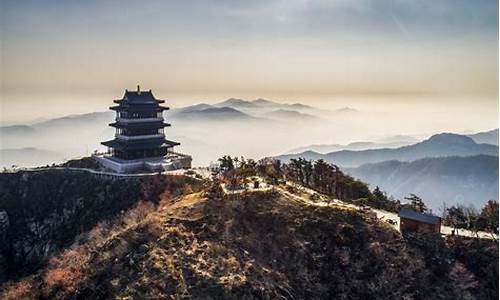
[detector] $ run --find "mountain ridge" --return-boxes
[277,133,499,168]
[467,128,498,145]
[347,154,499,210]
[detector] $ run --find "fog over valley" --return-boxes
[1,95,498,167]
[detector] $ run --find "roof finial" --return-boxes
[137,85,141,94]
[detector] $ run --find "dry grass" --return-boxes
[42,247,88,294]
[2,189,497,299]
[2,280,37,300]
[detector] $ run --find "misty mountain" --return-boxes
[287,137,419,154]
[2,97,496,170]
[168,99,323,122]
[171,103,214,114]
[34,111,114,129]
[214,98,259,109]
[170,106,263,122]
[0,147,65,168]
[0,98,327,167]
[213,98,322,115]
[377,135,419,144]
[0,126,39,151]
[0,125,37,136]
[263,109,318,121]
[335,107,359,113]
[277,133,499,168]
[347,155,499,210]
[252,98,279,106]
[467,128,498,145]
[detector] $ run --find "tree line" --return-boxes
[215,155,499,235]
[442,200,498,235]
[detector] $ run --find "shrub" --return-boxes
[3,279,37,300]
[43,247,88,294]
[123,200,155,227]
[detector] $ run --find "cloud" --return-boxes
[1,0,498,97]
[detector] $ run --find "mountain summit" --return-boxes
[277,133,499,168]
[425,133,477,145]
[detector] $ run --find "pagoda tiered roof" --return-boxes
[110,104,169,111]
[102,138,180,151]
[109,121,171,129]
[113,90,166,104]
[101,87,179,159]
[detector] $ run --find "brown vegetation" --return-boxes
[2,188,497,299]
[0,170,203,284]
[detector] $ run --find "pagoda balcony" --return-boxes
[115,133,165,141]
[116,117,164,123]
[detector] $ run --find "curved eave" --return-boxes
[102,138,180,150]
[165,139,181,147]
[110,99,167,105]
[109,122,171,128]
[110,105,169,111]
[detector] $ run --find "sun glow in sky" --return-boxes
[0,0,498,128]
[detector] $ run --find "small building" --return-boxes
[93,86,192,173]
[398,208,441,234]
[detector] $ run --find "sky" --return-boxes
[0,0,498,128]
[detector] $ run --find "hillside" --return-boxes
[0,170,202,283]
[1,189,497,299]
[278,133,499,168]
[348,155,499,210]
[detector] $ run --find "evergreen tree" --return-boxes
[404,194,428,213]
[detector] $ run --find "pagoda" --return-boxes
[95,86,191,173]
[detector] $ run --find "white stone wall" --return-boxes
[92,153,192,174]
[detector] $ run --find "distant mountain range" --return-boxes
[0,98,327,168]
[466,128,498,146]
[33,111,115,130]
[1,95,498,181]
[0,125,37,135]
[170,106,263,122]
[168,98,324,122]
[276,133,499,168]
[4,98,319,140]
[335,107,359,113]
[212,98,320,113]
[287,136,419,154]
[348,155,499,210]
[262,109,317,121]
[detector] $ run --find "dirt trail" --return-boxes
[279,180,497,240]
